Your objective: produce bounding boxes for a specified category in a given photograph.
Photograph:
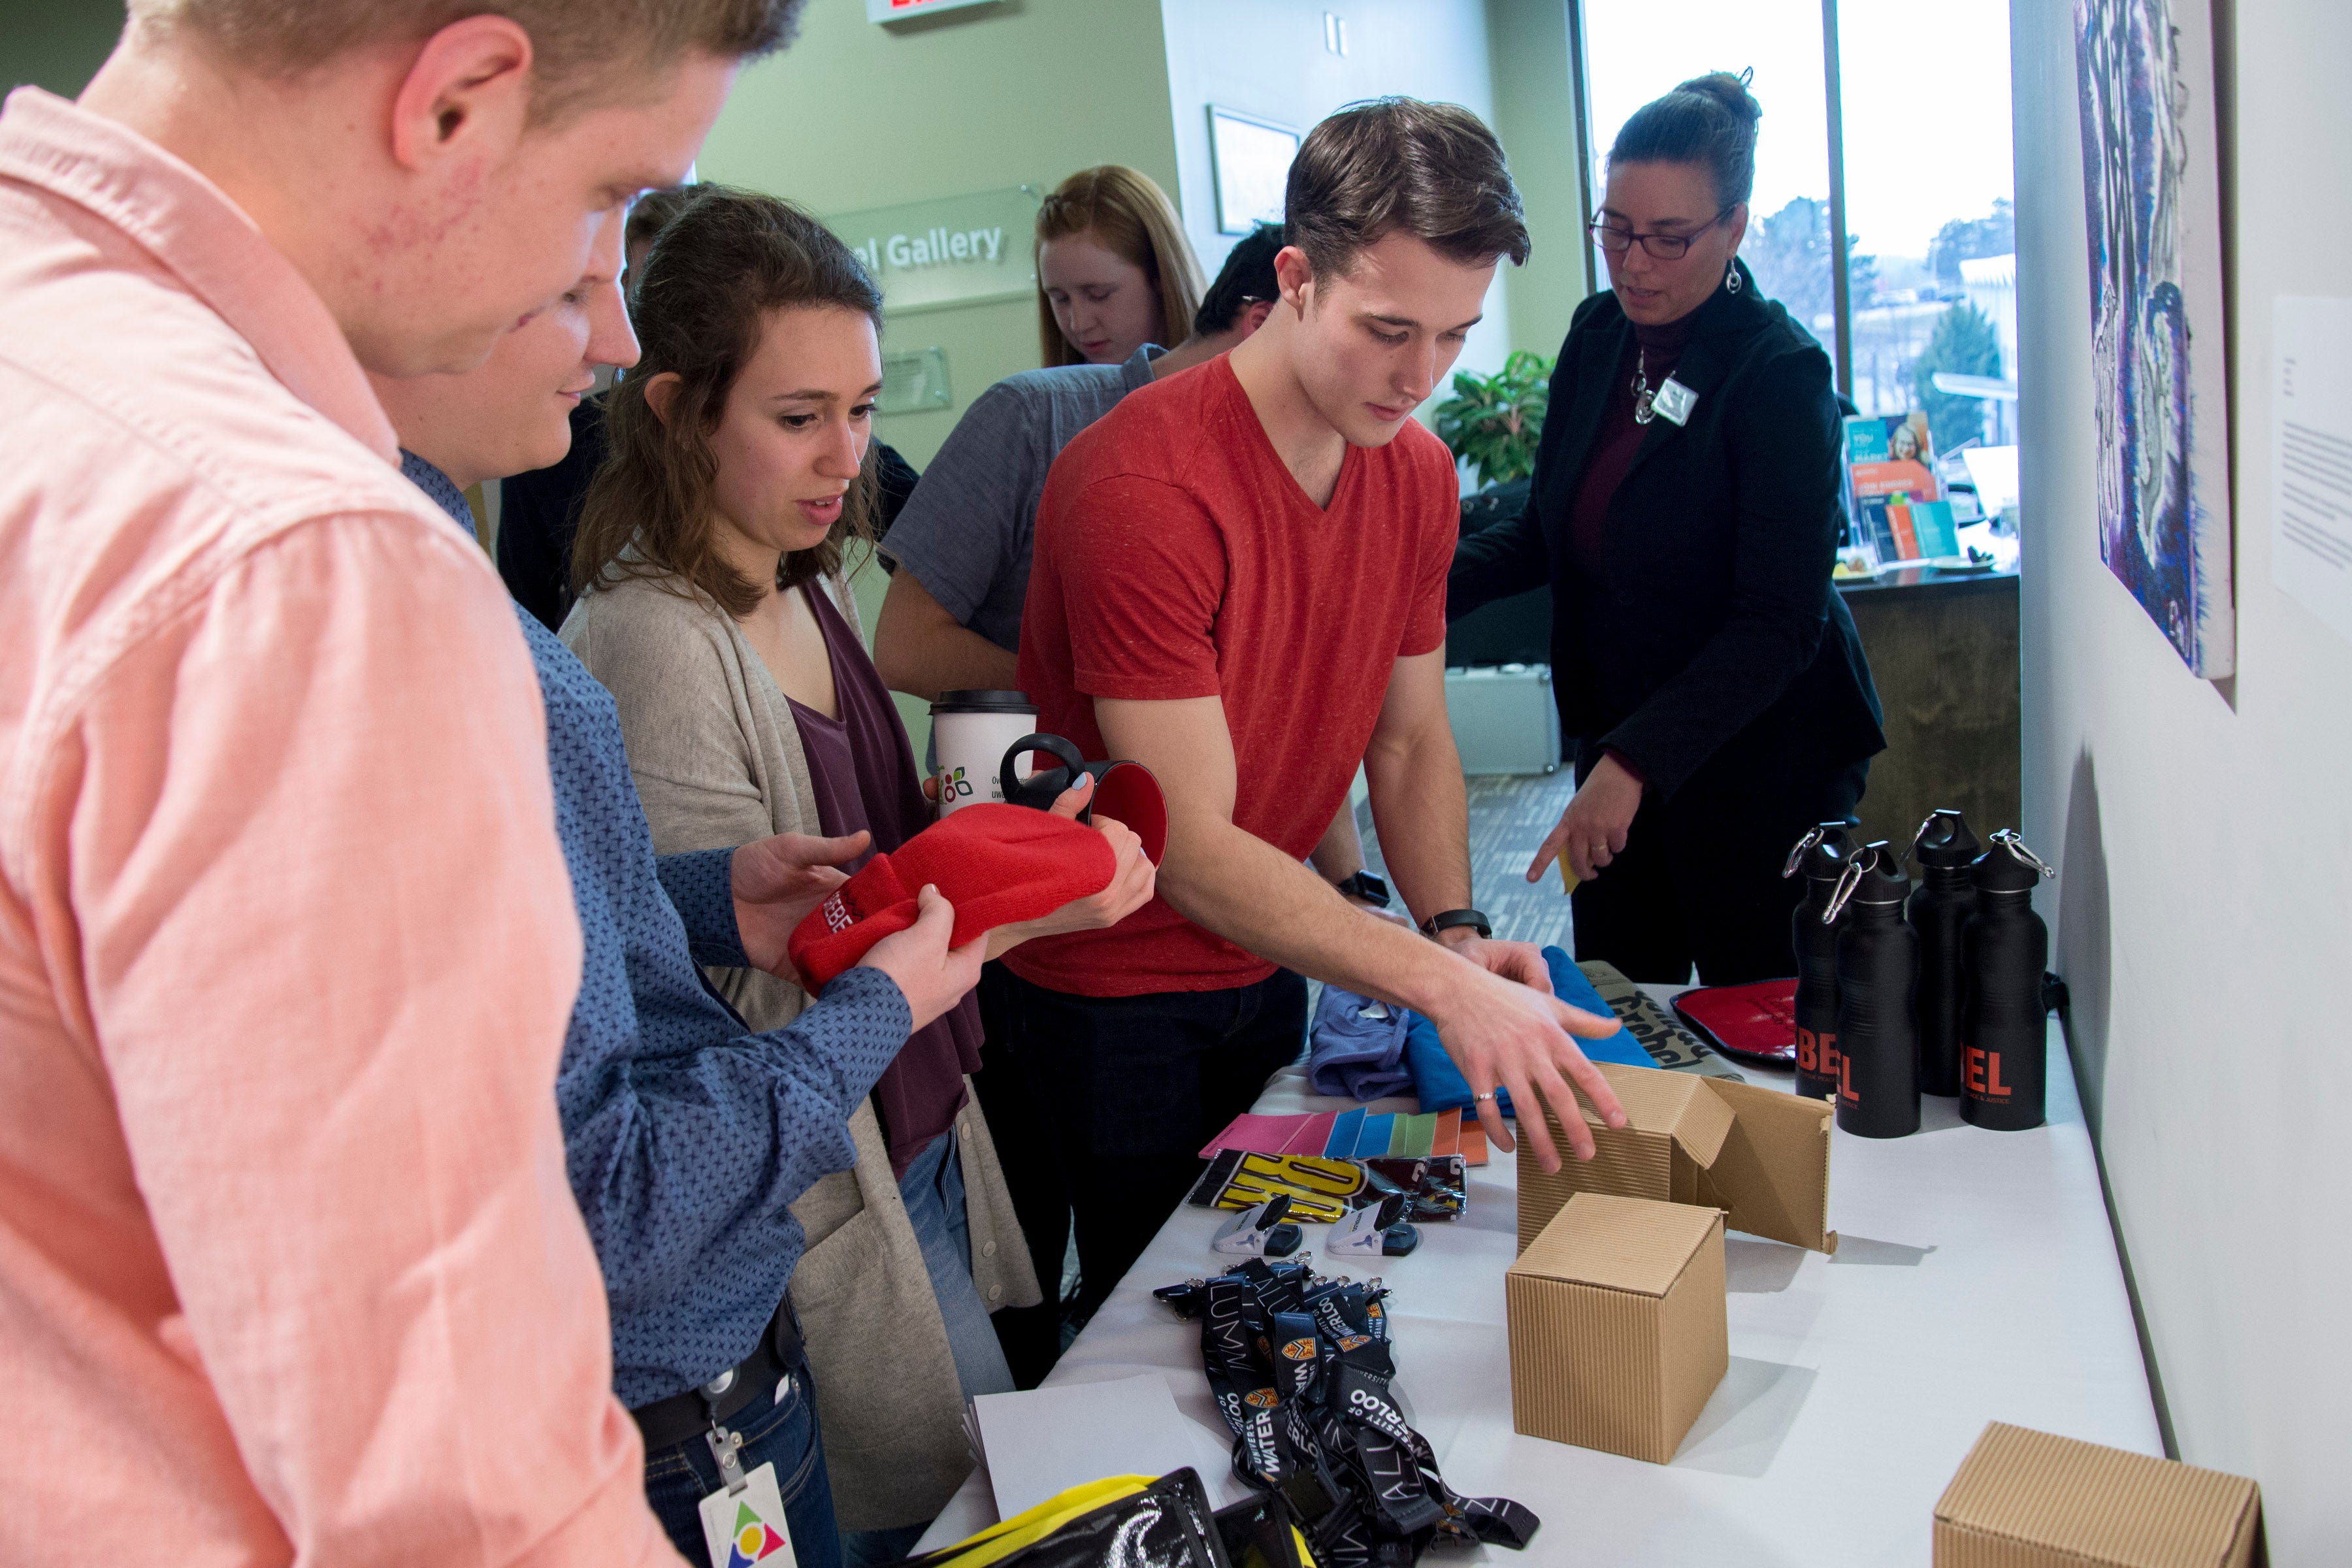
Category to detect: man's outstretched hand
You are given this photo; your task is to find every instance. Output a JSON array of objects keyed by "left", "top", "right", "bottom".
[
  {"left": 1422, "top": 932, "right": 1627, "bottom": 1171},
  {"left": 732, "top": 830, "right": 872, "bottom": 979}
]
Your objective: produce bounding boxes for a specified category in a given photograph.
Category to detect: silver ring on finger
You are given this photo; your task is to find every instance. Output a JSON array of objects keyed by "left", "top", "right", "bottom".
[{"left": 1474, "top": 1090, "right": 1498, "bottom": 1102}]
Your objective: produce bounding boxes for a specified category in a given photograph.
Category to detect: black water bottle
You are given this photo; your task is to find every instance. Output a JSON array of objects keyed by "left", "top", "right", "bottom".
[
  {"left": 1784, "top": 821, "right": 1859, "bottom": 1100},
  {"left": 1830, "top": 842, "right": 1919, "bottom": 1138},
  {"left": 1908, "top": 809, "right": 1982, "bottom": 1096},
  {"left": 1961, "top": 830, "right": 2055, "bottom": 1131}
]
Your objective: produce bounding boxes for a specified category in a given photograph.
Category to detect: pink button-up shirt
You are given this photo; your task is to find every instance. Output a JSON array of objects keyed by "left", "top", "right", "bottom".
[{"left": 0, "top": 88, "right": 682, "bottom": 1567}]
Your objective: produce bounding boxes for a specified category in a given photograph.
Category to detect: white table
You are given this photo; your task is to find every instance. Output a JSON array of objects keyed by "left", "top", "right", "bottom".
[{"left": 918, "top": 1009, "right": 2160, "bottom": 1565}]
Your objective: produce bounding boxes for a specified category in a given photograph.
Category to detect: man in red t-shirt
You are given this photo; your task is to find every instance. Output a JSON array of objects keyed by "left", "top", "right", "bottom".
[{"left": 1004, "top": 99, "right": 1629, "bottom": 1319}]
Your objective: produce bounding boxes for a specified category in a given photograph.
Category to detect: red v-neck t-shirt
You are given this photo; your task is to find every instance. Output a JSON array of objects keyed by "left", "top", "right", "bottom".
[{"left": 1011, "top": 353, "right": 1458, "bottom": 996}]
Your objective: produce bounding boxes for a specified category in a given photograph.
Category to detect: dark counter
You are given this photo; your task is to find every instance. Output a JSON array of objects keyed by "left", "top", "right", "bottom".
[{"left": 1837, "top": 565, "right": 2021, "bottom": 851}]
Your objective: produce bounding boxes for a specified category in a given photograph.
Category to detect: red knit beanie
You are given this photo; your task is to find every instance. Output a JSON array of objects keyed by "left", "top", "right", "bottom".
[{"left": 788, "top": 804, "right": 1119, "bottom": 990}]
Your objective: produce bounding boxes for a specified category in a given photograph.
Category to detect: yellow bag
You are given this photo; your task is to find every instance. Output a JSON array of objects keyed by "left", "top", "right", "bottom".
[
  {"left": 894, "top": 1469, "right": 1314, "bottom": 1568},
  {"left": 905, "top": 1475, "right": 1154, "bottom": 1567}
]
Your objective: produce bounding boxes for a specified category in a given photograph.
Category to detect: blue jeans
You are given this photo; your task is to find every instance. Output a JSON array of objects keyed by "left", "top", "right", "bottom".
[
  {"left": 642, "top": 1356, "right": 842, "bottom": 1568},
  {"left": 840, "top": 1131, "right": 1016, "bottom": 1568}
]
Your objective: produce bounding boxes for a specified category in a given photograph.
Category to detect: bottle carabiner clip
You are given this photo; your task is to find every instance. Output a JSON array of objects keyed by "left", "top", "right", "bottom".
[
  {"left": 1822, "top": 855, "right": 1867, "bottom": 924},
  {"left": 1783, "top": 825, "right": 1825, "bottom": 879},
  {"left": 1989, "top": 828, "right": 2056, "bottom": 880}
]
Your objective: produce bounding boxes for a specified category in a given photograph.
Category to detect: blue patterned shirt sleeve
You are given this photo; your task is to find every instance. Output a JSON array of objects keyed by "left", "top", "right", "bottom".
[
  {"left": 655, "top": 848, "right": 749, "bottom": 969},
  {"left": 560, "top": 964, "right": 909, "bottom": 1313}
]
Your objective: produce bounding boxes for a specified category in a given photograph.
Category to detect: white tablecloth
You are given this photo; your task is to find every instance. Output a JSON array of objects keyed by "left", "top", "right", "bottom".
[{"left": 916, "top": 1009, "right": 2160, "bottom": 1565}]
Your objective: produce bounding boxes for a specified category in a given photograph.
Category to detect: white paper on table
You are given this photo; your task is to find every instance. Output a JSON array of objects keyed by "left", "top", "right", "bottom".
[
  {"left": 2274, "top": 297, "right": 2352, "bottom": 645},
  {"left": 968, "top": 1373, "right": 1241, "bottom": 1521}
]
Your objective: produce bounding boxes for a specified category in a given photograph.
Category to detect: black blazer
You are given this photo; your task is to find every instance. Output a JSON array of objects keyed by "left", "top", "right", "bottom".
[{"left": 1450, "top": 259, "right": 1884, "bottom": 800}]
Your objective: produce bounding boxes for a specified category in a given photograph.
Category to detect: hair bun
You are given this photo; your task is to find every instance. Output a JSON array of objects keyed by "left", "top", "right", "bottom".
[{"left": 1674, "top": 71, "right": 1762, "bottom": 130}]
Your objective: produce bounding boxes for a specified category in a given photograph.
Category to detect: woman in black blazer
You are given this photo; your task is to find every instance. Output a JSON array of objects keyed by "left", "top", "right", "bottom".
[{"left": 1451, "top": 73, "right": 1884, "bottom": 985}]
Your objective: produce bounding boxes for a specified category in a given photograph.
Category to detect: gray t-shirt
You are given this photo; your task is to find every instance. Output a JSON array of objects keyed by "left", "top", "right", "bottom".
[{"left": 882, "top": 344, "right": 1162, "bottom": 651}]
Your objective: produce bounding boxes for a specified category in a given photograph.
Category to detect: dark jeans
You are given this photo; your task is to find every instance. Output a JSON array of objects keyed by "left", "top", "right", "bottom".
[
  {"left": 642, "top": 1354, "right": 842, "bottom": 1568},
  {"left": 975, "top": 963, "right": 1305, "bottom": 1384},
  {"left": 1571, "top": 751, "right": 1871, "bottom": 986}
]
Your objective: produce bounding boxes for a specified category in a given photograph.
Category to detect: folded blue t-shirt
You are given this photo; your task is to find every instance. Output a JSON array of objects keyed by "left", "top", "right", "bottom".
[
  {"left": 1405, "top": 946, "right": 1651, "bottom": 1115},
  {"left": 1307, "top": 985, "right": 1415, "bottom": 1101}
]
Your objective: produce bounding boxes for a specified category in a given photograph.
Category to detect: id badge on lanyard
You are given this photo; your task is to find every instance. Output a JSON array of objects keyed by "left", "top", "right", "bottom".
[{"left": 696, "top": 1414, "right": 799, "bottom": 1568}]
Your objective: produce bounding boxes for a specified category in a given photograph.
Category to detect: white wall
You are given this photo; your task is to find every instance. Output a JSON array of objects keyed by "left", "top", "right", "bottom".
[
  {"left": 2014, "top": 0, "right": 2352, "bottom": 1556},
  {"left": 1158, "top": 0, "right": 1516, "bottom": 397}
]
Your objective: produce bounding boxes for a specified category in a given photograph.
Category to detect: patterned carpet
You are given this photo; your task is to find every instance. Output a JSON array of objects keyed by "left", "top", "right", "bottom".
[{"left": 1358, "top": 769, "right": 1584, "bottom": 950}]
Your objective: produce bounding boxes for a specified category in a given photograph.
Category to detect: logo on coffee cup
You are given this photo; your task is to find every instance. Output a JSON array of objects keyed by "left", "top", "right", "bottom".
[{"left": 939, "top": 766, "right": 973, "bottom": 802}]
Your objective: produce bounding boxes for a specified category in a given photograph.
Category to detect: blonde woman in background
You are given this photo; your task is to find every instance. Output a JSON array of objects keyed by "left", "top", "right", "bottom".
[{"left": 1034, "top": 164, "right": 1203, "bottom": 367}]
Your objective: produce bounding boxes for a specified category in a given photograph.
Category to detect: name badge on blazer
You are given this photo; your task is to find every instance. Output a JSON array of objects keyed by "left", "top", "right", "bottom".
[{"left": 1652, "top": 377, "right": 1698, "bottom": 426}]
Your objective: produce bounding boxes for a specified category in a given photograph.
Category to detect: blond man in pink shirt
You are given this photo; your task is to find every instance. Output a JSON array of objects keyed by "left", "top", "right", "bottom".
[{"left": 0, "top": 3, "right": 818, "bottom": 1564}]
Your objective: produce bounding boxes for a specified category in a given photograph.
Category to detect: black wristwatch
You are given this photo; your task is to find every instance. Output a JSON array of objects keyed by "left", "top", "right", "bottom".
[
  {"left": 1421, "top": 908, "right": 1492, "bottom": 940},
  {"left": 1332, "top": 870, "right": 1391, "bottom": 909}
]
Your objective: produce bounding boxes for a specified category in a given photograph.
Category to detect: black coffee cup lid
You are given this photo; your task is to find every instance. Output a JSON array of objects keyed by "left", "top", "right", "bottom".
[{"left": 932, "top": 689, "right": 1036, "bottom": 713}]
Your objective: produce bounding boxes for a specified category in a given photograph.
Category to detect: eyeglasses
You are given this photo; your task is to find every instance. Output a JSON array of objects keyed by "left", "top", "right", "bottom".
[{"left": 1587, "top": 208, "right": 1733, "bottom": 261}]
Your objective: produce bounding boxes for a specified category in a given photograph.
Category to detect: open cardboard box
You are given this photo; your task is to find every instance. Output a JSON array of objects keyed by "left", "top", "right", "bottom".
[
  {"left": 1935, "top": 1422, "right": 2265, "bottom": 1567},
  {"left": 1518, "top": 1060, "right": 1837, "bottom": 1254}
]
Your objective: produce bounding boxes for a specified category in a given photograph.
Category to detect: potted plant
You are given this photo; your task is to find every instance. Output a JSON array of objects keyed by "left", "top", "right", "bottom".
[{"left": 1433, "top": 350, "right": 1554, "bottom": 489}]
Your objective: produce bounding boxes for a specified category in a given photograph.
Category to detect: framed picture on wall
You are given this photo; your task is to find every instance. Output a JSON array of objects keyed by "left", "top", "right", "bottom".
[
  {"left": 2075, "top": 0, "right": 2235, "bottom": 676},
  {"left": 1207, "top": 106, "right": 1299, "bottom": 236}
]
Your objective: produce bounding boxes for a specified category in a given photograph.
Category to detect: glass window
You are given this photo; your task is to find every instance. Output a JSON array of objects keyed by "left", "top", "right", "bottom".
[
  {"left": 1579, "top": 0, "right": 1836, "bottom": 359},
  {"left": 1837, "top": 0, "right": 2017, "bottom": 449}
]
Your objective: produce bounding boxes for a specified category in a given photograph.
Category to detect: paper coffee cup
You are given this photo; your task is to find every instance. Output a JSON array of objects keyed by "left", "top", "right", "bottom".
[{"left": 930, "top": 690, "right": 1038, "bottom": 814}]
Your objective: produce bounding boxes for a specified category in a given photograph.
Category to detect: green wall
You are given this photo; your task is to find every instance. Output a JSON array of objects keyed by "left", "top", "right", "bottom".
[
  {"left": 698, "top": 0, "right": 1179, "bottom": 470},
  {"left": 1486, "top": 0, "right": 1592, "bottom": 359},
  {"left": 3, "top": 3, "right": 122, "bottom": 97}
]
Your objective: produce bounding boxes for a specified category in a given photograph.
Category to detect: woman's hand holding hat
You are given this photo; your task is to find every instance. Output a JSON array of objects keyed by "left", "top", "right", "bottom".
[{"left": 984, "top": 772, "right": 1158, "bottom": 955}]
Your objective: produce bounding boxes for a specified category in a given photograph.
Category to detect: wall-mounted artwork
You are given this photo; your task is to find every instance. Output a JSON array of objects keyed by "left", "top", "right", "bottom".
[
  {"left": 1207, "top": 107, "right": 1299, "bottom": 236},
  {"left": 2074, "top": 0, "right": 2234, "bottom": 676}
]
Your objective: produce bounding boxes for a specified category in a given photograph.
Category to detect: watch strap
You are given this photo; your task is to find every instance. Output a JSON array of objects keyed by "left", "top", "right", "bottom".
[
  {"left": 1333, "top": 870, "right": 1392, "bottom": 909},
  {"left": 1421, "top": 908, "right": 1491, "bottom": 939}
]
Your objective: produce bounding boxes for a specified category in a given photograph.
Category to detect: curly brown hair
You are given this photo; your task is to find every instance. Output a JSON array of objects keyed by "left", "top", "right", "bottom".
[{"left": 573, "top": 186, "right": 883, "bottom": 619}]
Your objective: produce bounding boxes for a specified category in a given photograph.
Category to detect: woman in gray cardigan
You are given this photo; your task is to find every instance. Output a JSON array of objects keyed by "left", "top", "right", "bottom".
[{"left": 563, "top": 189, "right": 1155, "bottom": 1563}]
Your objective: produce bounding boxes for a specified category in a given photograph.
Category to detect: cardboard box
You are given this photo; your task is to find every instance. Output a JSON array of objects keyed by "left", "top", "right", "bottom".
[
  {"left": 1935, "top": 1423, "right": 2265, "bottom": 1568},
  {"left": 1505, "top": 1192, "right": 1727, "bottom": 1463},
  {"left": 1518, "top": 1060, "right": 1837, "bottom": 1254}
]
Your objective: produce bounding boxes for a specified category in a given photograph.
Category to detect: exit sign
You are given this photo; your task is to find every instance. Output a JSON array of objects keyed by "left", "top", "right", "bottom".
[{"left": 868, "top": 0, "right": 1000, "bottom": 20}]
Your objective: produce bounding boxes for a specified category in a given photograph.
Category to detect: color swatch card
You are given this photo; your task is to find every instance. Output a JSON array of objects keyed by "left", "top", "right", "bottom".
[{"left": 1199, "top": 1107, "right": 1486, "bottom": 1166}]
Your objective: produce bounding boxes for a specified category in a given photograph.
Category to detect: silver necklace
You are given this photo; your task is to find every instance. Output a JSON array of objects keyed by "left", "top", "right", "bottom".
[{"left": 1630, "top": 348, "right": 1656, "bottom": 425}]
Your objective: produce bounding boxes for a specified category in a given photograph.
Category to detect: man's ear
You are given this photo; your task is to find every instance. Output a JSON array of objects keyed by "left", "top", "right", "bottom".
[
  {"left": 1273, "top": 245, "right": 1316, "bottom": 316},
  {"left": 388, "top": 14, "right": 534, "bottom": 174},
  {"left": 642, "top": 370, "right": 684, "bottom": 427},
  {"left": 1235, "top": 299, "right": 1277, "bottom": 340}
]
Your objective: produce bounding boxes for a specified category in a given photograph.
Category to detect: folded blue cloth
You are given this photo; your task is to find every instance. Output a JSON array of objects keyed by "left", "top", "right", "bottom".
[
  {"left": 1307, "top": 985, "right": 1416, "bottom": 1100},
  {"left": 1406, "top": 946, "right": 1652, "bottom": 1115}
]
